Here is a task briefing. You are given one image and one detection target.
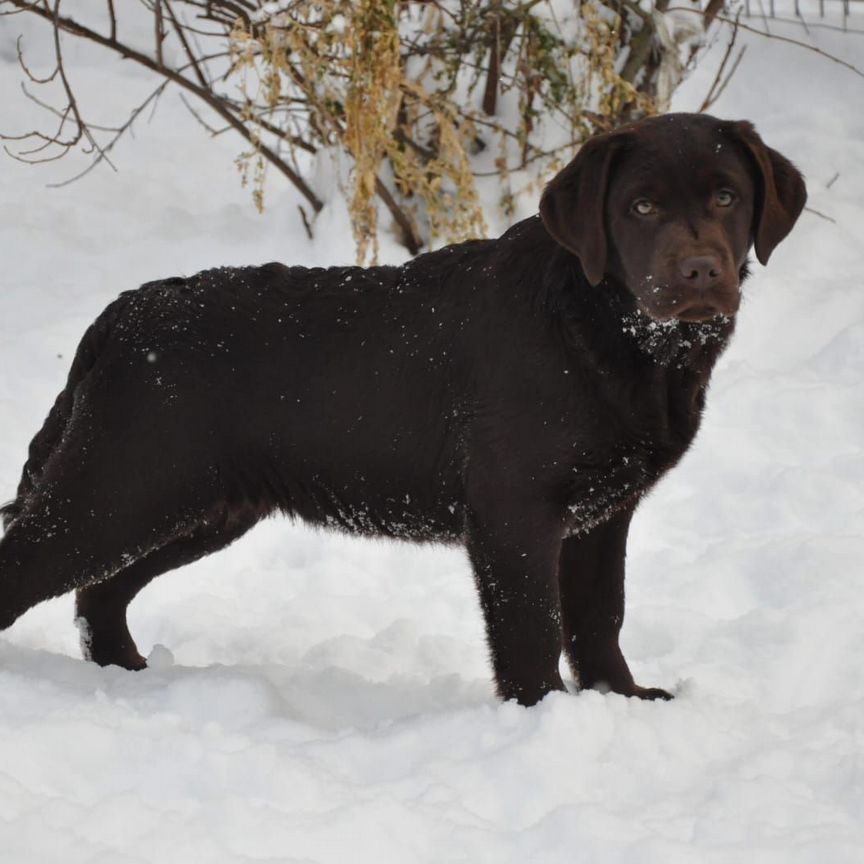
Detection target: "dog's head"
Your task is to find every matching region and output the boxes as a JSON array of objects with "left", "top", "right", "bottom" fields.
[{"left": 540, "top": 113, "right": 807, "bottom": 322}]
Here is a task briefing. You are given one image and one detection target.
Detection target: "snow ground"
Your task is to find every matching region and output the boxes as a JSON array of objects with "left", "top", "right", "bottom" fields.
[{"left": 1, "top": 6, "right": 864, "bottom": 862}]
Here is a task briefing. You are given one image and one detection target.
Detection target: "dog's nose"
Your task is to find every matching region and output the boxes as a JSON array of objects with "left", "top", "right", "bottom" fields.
[
  {"left": 678, "top": 255, "right": 722, "bottom": 290},
  {"left": 672, "top": 254, "right": 738, "bottom": 320}
]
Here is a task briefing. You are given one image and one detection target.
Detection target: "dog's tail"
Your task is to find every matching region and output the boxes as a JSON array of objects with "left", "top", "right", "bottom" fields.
[{"left": 1, "top": 291, "right": 134, "bottom": 532}]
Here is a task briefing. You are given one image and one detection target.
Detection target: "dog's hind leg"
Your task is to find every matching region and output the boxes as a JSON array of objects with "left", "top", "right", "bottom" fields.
[
  {"left": 74, "top": 506, "right": 259, "bottom": 670},
  {"left": 0, "top": 470, "right": 211, "bottom": 636},
  {"left": 0, "top": 378, "right": 243, "bottom": 640}
]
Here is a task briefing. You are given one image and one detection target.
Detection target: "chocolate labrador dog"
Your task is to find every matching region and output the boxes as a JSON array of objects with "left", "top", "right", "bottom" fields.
[{"left": 0, "top": 113, "right": 805, "bottom": 705}]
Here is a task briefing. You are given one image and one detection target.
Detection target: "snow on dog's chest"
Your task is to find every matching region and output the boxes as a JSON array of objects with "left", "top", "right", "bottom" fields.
[{"left": 563, "top": 453, "right": 655, "bottom": 537}]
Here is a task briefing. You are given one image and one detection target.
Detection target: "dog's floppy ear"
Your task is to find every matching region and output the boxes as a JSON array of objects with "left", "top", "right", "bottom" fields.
[
  {"left": 733, "top": 121, "right": 807, "bottom": 265},
  {"left": 539, "top": 129, "right": 628, "bottom": 286}
]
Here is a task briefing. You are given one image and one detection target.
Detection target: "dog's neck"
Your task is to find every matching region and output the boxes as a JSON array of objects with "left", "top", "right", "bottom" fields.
[{"left": 615, "top": 305, "right": 733, "bottom": 367}]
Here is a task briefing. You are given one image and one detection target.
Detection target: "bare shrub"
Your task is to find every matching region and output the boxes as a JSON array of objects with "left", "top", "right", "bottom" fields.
[{"left": 1, "top": 1, "right": 729, "bottom": 260}]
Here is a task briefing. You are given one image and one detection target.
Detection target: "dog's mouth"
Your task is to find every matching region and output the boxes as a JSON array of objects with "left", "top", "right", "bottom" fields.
[
  {"left": 674, "top": 305, "right": 732, "bottom": 323},
  {"left": 635, "top": 285, "right": 740, "bottom": 324},
  {"left": 637, "top": 301, "right": 735, "bottom": 325}
]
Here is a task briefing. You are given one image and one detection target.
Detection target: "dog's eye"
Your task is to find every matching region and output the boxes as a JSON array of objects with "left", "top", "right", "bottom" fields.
[
  {"left": 632, "top": 199, "right": 656, "bottom": 216},
  {"left": 715, "top": 189, "right": 735, "bottom": 207}
]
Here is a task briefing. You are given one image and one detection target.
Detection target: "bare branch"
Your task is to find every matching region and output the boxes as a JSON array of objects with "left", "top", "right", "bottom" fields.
[
  {"left": 374, "top": 177, "right": 421, "bottom": 256},
  {"left": 2, "top": 0, "right": 324, "bottom": 211},
  {"left": 106, "top": 0, "right": 116, "bottom": 41},
  {"left": 178, "top": 92, "right": 229, "bottom": 136},
  {"left": 48, "top": 81, "right": 169, "bottom": 188},
  {"left": 15, "top": 34, "right": 58, "bottom": 84},
  {"left": 154, "top": 0, "right": 165, "bottom": 67},
  {"left": 16, "top": 79, "right": 127, "bottom": 133},
  {"left": 2, "top": 1, "right": 114, "bottom": 172},
  {"left": 163, "top": 1, "right": 209, "bottom": 89},
  {"left": 298, "top": 204, "right": 313, "bottom": 241},
  {"left": 703, "top": 0, "right": 725, "bottom": 31},
  {"left": 668, "top": 6, "right": 864, "bottom": 80},
  {"left": 700, "top": 12, "right": 745, "bottom": 112},
  {"left": 804, "top": 206, "right": 836, "bottom": 224},
  {"left": 482, "top": 2, "right": 519, "bottom": 116},
  {"left": 7, "top": 0, "right": 812, "bottom": 260}
]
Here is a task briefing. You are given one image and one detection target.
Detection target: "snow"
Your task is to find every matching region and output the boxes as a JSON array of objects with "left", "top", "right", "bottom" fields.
[{"left": 2, "top": 5, "right": 864, "bottom": 862}]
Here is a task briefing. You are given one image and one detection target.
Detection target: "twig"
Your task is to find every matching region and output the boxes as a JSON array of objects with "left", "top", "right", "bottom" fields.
[
  {"left": 761, "top": 16, "right": 864, "bottom": 36},
  {"left": 16, "top": 80, "right": 127, "bottom": 133},
  {"left": 48, "top": 82, "right": 169, "bottom": 188},
  {"left": 794, "top": 4, "right": 812, "bottom": 39},
  {"left": 14, "top": 34, "right": 57, "bottom": 85},
  {"left": 471, "top": 137, "right": 582, "bottom": 177},
  {"left": 374, "top": 177, "right": 421, "bottom": 256},
  {"left": 163, "top": 1, "right": 209, "bottom": 89},
  {"left": 3, "top": 0, "right": 324, "bottom": 212},
  {"left": 699, "top": 10, "right": 744, "bottom": 111},
  {"left": 756, "top": 0, "right": 772, "bottom": 34},
  {"left": 703, "top": 0, "right": 725, "bottom": 30},
  {"left": 2, "top": 1, "right": 113, "bottom": 172},
  {"left": 106, "top": 0, "right": 116, "bottom": 41},
  {"left": 179, "top": 92, "right": 229, "bottom": 136},
  {"left": 298, "top": 204, "right": 313, "bottom": 240},
  {"left": 668, "top": 7, "right": 864, "bottom": 80},
  {"left": 699, "top": 10, "right": 746, "bottom": 113},
  {"left": 705, "top": 46, "right": 746, "bottom": 110},
  {"left": 804, "top": 205, "right": 835, "bottom": 224},
  {"left": 155, "top": 0, "right": 164, "bottom": 67},
  {"left": 482, "top": 2, "right": 519, "bottom": 116}
]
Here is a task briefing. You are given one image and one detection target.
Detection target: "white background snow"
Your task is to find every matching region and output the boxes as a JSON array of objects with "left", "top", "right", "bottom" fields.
[{"left": 1, "top": 4, "right": 863, "bottom": 862}]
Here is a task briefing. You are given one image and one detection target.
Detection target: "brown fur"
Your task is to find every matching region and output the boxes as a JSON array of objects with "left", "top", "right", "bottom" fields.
[{"left": 0, "top": 114, "right": 806, "bottom": 705}]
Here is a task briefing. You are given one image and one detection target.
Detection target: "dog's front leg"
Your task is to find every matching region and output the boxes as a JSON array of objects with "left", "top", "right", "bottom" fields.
[
  {"left": 558, "top": 507, "right": 672, "bottom": 700},
  {"left": 466, "top": 498, "right": 566, "bottom": 706}
]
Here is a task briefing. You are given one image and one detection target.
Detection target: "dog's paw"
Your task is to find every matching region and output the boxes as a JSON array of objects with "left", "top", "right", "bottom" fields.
[{"left": 631, "top": 685, "right": 674, "bottom": 701}]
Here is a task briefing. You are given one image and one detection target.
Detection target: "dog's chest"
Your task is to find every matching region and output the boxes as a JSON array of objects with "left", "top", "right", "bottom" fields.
[
  {"left": 557, "top": 350, "right": 712, "bottom": 537},
  {"left": 559, "top": 390, "right": 702, "bottom": 536},
  {"left": 562, "top": 449, "right": 657, "bottom": 536}
]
